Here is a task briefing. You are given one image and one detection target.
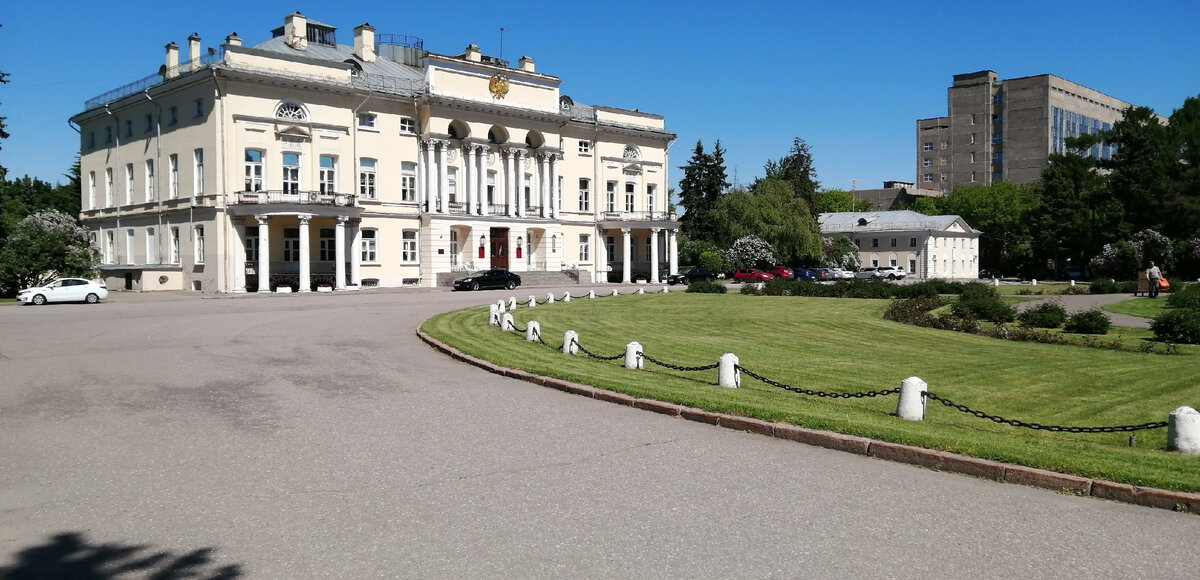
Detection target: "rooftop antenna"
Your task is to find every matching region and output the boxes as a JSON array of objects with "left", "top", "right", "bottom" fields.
[
  {"left": 499, "top": 27, "right": 505, "bottom": 60},
  {"left": 850, "top": 178, "right": 858, "bottom": 191}
]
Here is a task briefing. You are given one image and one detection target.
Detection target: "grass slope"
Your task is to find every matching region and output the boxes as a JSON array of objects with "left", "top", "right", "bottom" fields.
[{"left": 422, "top": 293, "right": 1200, "bottom": 491}]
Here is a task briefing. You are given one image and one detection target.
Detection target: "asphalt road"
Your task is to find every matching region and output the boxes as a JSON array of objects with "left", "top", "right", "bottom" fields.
[{"left": 1, "top": 288, "right": 1196, "bottom": 578}]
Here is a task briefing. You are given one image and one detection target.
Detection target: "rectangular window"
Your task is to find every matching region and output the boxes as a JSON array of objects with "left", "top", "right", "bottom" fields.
[
  {"left": 579, "top": 234, "right": 591, "bottom": 263},
  {"left": 646, "top": 184, "right": 656, "bottom": 213},
  {"left": 909, "top": 258, "right": 917, "bottom": 273},
  {"left": 319, "top": 155, "right": 336, "bottom": 194},
  {"left": 88, "top": 171, "right": 96, "bottom": 208},
  {"left": 992, "top": 113, "right": 1003, "bottom": 123},
  {"left": 282, "top": 153, "right": 300, "bottom": 194},
  {"left": 922, "top": 173, "right": 933, "bottom": 182},
  {"left": 890, "top": 256, "right": 898, "bottom": 267},
  {"left": 244, "top": 150, "right": 264, "bottom": 191},
  {"left": 970, "top": 151, "right": 977, "bottom": 164},
  {"left": 448, "top": 168, "right": 458, "bottom": 204},
  {"left": 193, "top": 149, "right": 204, "bottom": 195},
  {"left": 970, "top": 113, "right": 977, "bottom": 125},
  {"left": 168, "top": 106, "right": 178, "bottom": 126},
  {"left": 940, "top": 140, "right": 949, "bottom": 150},
  {"left": 993, "top": 172, "right": 1003, "bottom": 181},
  {"left": 282, "top": 228, "right": 299, "bottom": 262},
  {"left": 940, "top": 157, "right": 948, "bottom": 166},
  {"left": 624, "top": 182, "right": 635, "bottom": 213},
  {"left": 578, "top": 140, "right": 591, "bottom": 155},
  {"left": 144, "top": 114, "right": 154, "bottom": 133},
  {"left": 170, "top": 227, "right": 180, "bottom": 264},
  {"left": 124, "top": 120, "right": 132, "bottom": 139},
  {"left": 193, "top": 225, "right": 205, "bottom": 264},
  {"left": 993, "top": 93, "right": 1003, "bottom": 105},
  {"left": 399, "top": 118, "right": 416, "bottom": 134},
  {"left": 578, "top": 178, "right": 591, "bottom": 212},
  {"left": 358, "top": 113, "right": 377, "bottom": 128},
  {"left": 146, "top": 227, "right": 157, "bottom": 263},
  {"left": 923, "top": 158, "right": 933, "bottom": 167},
  {"left": 245, "top": 229, "right": 259, "bottom": 263},
  {"left": 319, "top": 228, "right": 336, "bottom": 261},
  {"left": 105, "top": 168, "right": 114, "bottom": 207},
  {"left": 105, "top": 231, "right": 115, "bottom": 264},
  {"left": 105, "top": 126, "right": 113, "bottom": 144},
  {"left": 970, "top": 171, "right": 977, "bottom": 183},
  {"left": 871, "top": 238, "right": 879, "bottom": 248},
  {"left": 557, "top": 175, "right": 563, "bottom": 213},
  {"left": 361, "top": 229, "right": 377, "bottom": 262},
  {"left": 909, "top": 237, "right": 917, "bottom": 248},
  {"left": 606, "top": 236, "right": 616, "bottom": 263},
  {"left": 992, "top": 153, "right": 1003, "bottom": 164},
  {"left": 402, "top": 230, "right": 418, "bottom": 263},
  {"left": 169, "top": 154, "right": 179, "bottom": 199},
  {"left": 359, "top": 158, "right": 377, "bottom": 199},
  {"left": 940, "top": 173, "right": 948, "bottom": 182},
  {"left": 126, "top": 229, "right": 135, "bottom": 263},
  {"left": 145, "top": 160, "right": 155, "bottom": 201},
  {"left": 992, "top": 133, "right": 1003, "bottom": 144},
  {"left": 645, "top": 238, "right": 652, "bottom": 262},
  {"left": 922, "top": 142, "right": 933, "bottom": 151},
  {"left": 88, "top": 132, "right": 96, "bottom": 149},
  {"left": 855, "top": 238, "right": 861, "bottom": 249},
  {"left": 193, "top": 98, "right": 204, "bottom": 118},
  {"left": 401, "top": 162, "right": 417, "bottom": 202},
  {"left": 890, "top": 238, "right": 897, "bottom": 248},
  {"left": 606, "top": 182, "right": 616, "bottom": 212},
  {"left": 125, "top": 163, "right": 134, "bottom": 205}
]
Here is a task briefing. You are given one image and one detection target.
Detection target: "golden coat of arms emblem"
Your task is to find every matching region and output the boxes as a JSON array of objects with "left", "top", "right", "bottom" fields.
[{"left": 488, "top": 74, "right": 510, "bottom": 99}]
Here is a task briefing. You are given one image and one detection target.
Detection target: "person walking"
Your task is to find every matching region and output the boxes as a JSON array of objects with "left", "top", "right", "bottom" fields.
[{"left": 1147, "top": 261, "right": 1162, "bottom": 298}]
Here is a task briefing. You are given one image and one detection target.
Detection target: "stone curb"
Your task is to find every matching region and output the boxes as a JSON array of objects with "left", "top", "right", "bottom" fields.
[{"left": 416, "top": 329, "right": 1200, "bottom": 515}]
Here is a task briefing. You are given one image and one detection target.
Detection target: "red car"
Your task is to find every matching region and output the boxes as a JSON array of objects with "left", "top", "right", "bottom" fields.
[
  {"left": 733, "top": 268, "right": 773, "bottom": 283},
  {"left": 765, "top": 266, "right": 794, "bottom": 280}
]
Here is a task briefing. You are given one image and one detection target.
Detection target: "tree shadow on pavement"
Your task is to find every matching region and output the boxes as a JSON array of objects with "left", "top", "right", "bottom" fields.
[{"left": 0, "top": 531, "right": 242, "bottom": 579}]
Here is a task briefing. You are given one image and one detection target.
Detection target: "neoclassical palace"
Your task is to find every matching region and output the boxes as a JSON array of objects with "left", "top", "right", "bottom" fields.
[{"left": 72, "top": 12, "right": 678, "bottom": 292}]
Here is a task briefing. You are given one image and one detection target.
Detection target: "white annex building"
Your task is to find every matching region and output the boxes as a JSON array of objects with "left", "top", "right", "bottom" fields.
[
  {"left": 819, "top": 211, "right": 981, "bottom": 279},
  {"left": 72, "top": 12, "right": 678, "bottom": 292}
]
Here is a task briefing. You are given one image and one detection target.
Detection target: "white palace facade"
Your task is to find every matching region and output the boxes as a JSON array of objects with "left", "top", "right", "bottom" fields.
[{"left": 72, "top": 12, "right": 678, "bottom": 293}]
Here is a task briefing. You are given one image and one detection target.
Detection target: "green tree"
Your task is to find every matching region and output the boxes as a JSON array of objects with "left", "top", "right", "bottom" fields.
[
  {"left": 1164, "top": 95, "right": 1200, "bottom": 242},
  {"left": 0, "top": 210, "right": 98, "bottom": 294},
  {"left": 937, "top": 182, "right": 1039, "bottom": 272},
  {"left": 710, "top": 178, "right": 824, "bottom": 265},
  {"left": 1098, "top": 106, "right": 1173, "bottom": 238},
  {"left": 907, "top": 196, "right": 942, "bottom": 216},
  {"left": 677, "top": 140, "right": 729, "bottom": 242},
  {"left": 813, "top": 189, "right": 871, "bottom": 213},
  {"left": 0, "top": 39, "right": 9, "bottom": 181},
  {"left": 761, "top": 137, "right": 820, "bottom": 211},
  {"left": 1034, "top": 150, "right": 1113, "bottom": 269}
]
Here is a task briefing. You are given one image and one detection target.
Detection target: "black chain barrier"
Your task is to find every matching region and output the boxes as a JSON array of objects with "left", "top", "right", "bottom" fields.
[
  {"left": 570, "top": 338, "right": 625, "bottom": 361},
  {"left": 639, "top": 353, "right": 720, "bottom": 372},
  {"left": 923, "top": 392, "right": 1168, "bottom": 433},
  {"left": 737, "top": 365, "right": 902, "bottom": 398},
  {"left": 511, "top": 322, "right": 528, "bottom": 333}
]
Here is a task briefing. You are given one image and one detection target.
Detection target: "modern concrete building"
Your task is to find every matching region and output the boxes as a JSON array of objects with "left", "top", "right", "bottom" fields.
[
  {"left": 72, "top": 12, "right": 677, "bottom": 293},
  {"left": 916, "top": 70, "right": 1151, "bottom": 192},
  {"left": 851, "top": 181, "right": 944, "bottom": 211},
  {"left": 819, "top": 210, "right": 980, "bottom": 279}
]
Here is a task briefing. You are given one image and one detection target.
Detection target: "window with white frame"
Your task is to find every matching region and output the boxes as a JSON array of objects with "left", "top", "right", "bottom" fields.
[
  {"left": 448, "top": 168, "right": 458, "bottom": 204},
  {"left": 359, "top": 158, "right": 377, "bottom": 199},
  {"left": 890, "top": 237, "right": 897, "bottom": 248},
  {"left": 647, "top": 184, "right": 656, "bottom": 213},
  {"left": 486, "top": 172, "right": 496, "bottom": 205},
  {"left": 319, "top": 155, "right": 336, "bottom": 194},
  {"left": 578, "top": 178, "right": 591, "bottom": 212},
  {"left": 625, "top": 182, "right": 635, "bottom": 212},
  {"left": 124, "top": 163, "right": 134, "bottom": 205},
  {"left": 940, "top": 141, "right": 949, "bottom": 150},
  {"left": 170, "top": 227, "right": 180, "bottom": 264},
  {"left": 282, "top": 153, "right": 300, "bottom": 194},
  {"left": 145, "top": 160, "right": 155, "bottom": 201},
  {"left": 105, "top": 168, "right": 114, "bottom": 207},
  {"left": 923, "top": 158, "right": 933, "bottom": 167},
  {"left": 449, "top": 230, "right": 459, "bottom": 267},
  {"left": 275, "top": 102, "right": 307, "bottom": 121},
  {"left": 922, "top": 173, "right": 933, "bottom": 182},
  {"left": 124, "top": 120, "right": 132, "bottom": 139},
  {"left": 88, "top": 171, "right": 97, "bottom": 209},
  {"left": 606, "top": 236, "right": 616, "bottom": 263},
  {"left": 168, "top": 106, "right": 178, "bottom": 126},
  {"left": 922, "top": 142, "right": 933, "bottom": 151},
  {"left": 245, "top": 228, "right": 259, "bottom": 263},
  {"left": 144, "top": 114, "right": 153, "bottom": 133},
  {"left": 126, "top": 229, "right": 135, "bottom": 263},
  {"left": 579, "top": 234, "right": 591, "bottom": 263},
  {"left": 193, "top": 98, "right": 204, "bottom": 118},
  {"left": 578, "top": 140, "right": 591, "bottom": 155},
  {"left": 244, "top": 150, "right": 264, "bottom": 191},
  {"left": 146, "top": 227, "right": 157, "bottom": 263},
  {"left": 402, "top": 230, "right": 418, "bottom": 263},
  {"left": 104, "top": 126, "right": 113, "bottom": 145},
  {"left": 193, "top": 149, "right": 204, "bottom": 195},
  {"left": 523, "top": 176, "right": 532, "bottom": 210},
  {"left": 169, "top": 154, "right": 179, "bottom": 199},
  {"left": 556, "top": 175, "right": 563, "bottom": 212},
  {"left": 645, "top": 238, "right": 652, "bottom": 262},
  {"left": 193, "top": 225, "right": 205, "bottom": 264},
  {"left": 401, "top": 162, "right": 417, "bottom": 202},
  {"left": 399, "top": 117, "right": 416, "bottom": 134},
  {"left": 358, "top": 113, "right": 377, "bottom": 128},
  {"left": 282, "top": 228, "right": 299, "bottom": 262},
  {"left": 319, "top": 228, "right": 336, "bottom": 261},
  {"left": 105, "top": 231, "right": 114, "bottom": 264},
  {"left": 606, "top": 182, "right": 616, "bottom": 212},
  {"left": 361, "top": 229, "right": 377, "bottom": 262}
]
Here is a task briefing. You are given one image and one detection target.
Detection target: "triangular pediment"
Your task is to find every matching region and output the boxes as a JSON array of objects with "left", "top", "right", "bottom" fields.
[{"left": 275, "top": 124, "right": 312, "bottom": 139}]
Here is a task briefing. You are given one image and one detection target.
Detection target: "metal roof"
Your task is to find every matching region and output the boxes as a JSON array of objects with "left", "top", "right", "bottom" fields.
[{"left": 818, "top": 210, "right": 979, "bottom": 234}]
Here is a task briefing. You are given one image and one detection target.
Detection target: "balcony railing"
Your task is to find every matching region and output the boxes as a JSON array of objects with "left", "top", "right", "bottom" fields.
[
  {"left": 601, "top": 211, "right": 678, "bottom": 222},
  {"left": 233, "top": 190, "right": 357, "bottom": 207},
  {"left": 85, "top": 49, "right": 225, "bottom": 110}
]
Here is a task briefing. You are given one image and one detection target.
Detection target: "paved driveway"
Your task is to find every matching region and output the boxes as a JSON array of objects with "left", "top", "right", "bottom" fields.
[
  {"left": 1, "top": 289, "right": 1196, "bottom": 578},
  {"left": 1014, "top": 292, "right": 1153, "bottom": 328}
]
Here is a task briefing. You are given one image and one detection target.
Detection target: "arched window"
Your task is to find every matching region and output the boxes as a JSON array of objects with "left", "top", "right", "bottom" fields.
[
  {"left": 622, "top": 145, "right": 640, "bottom": 161},
  {"left": 447, "top": 120, "right": 469, "bottom": 140},
  {"left": 275, "top": 101, "right": 308, "bottom": 121},
  {"left": 488, "top": 125, "right": 509, "bottom": 145},
  {"left": 525, "top": 130, "right": 544, "bottom": 149}
]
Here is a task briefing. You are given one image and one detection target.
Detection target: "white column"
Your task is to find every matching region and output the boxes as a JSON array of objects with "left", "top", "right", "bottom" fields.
[
  {"left": 668, "top": 229, "right": 678, "bottom": 275},
  {"left": 350, "top": 220, "right": 362, "bottom": 285},
  {"left": 539, "top": 154, "right": 549, "bottom": 218},
  {"left": 479, "top": 148, "right": 489, "bottom": 216},
  {"left": 500, "top": 150, "right": 512, "bottom": 217},
  {"left": 436, "top": 142, "right": 447, "bottom": 214},
  {"left": 650, "top": 227, "right": 660, "bottom": 283},
  {"left": 549, "top": 154, "right": 560, "bottom": 219},
  {"left": 298, "top": 215, "right": 312, "bottom": 292},
  {"left": 419, "top": 142, "right": 430, "bottom": 212},
  {"left": 335, "top": 216, "right": 347, "bottom": 290},
  {"left": 466, "top": 146, "right": 477, "bottom": 215},
  {"left": 232, "top": 222, "right": 247, "bottom": 293},
  {"left": 621, "top": 227, "right": 632, "bottom": 284},
  {"left": 515, "top": 151, "right": 526, "bottom": 217},
  {"left": 256, "top": 216, "right": 270, "bottom": 292}
]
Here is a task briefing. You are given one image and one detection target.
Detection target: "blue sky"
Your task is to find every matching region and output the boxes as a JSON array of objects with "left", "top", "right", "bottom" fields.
[{"left": 2, "top": 1, "right": 1198, "bottom": 194}]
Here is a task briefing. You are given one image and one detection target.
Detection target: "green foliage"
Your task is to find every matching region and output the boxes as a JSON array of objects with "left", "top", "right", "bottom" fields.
[
  {"left": 1063, "top": 309, "right": 1113, "bottom": 335},
  {"left": 908, "top": 196, "right": 941, "bottom": 215},
  {"left": 951, "top": 283, "right": 1016, "bottom": 322},
  {"left": 719, "top": 235, "right": 778, "bottom": 270},
  {"left": 1034, "top": 152, "right": 1113, "bottom": 272},
  {"left": 677, "top": 140, "right": 729, "bottom": 242},
  {"left": 823, "top": 236, "right": 860, "bottom": 270},
  {"left": 711, "top": 179, "right": 823, "bottom": 264},
  {"left": 1018, "top": 301, "right": 1068, "bottom": 328},
  {"left": 697, "top": 251, "right": 724, "bottom": 274},
  {"left": 761, "top": 137, "right": 820, "bottom": 211},
  {"left": 882, "top": 295, "right": 950, "bottom": 324},
  {"left": 813, "top": 189, "right": 871, "bottom": 213},
  {"left": 1151, "top": 309, "right": 1200, "bottom": 344},
  {"left": 1165, "top": 283, "right": 1200, "bottom": 309},
  {"left": 685, "top": 281, "right": 726, "bottom": 294},
  {"left": 0, "top": 210, "right": 98, "bottom": 294},
  {"left": 938, "top": 182, "right": 1038, "bottom": 274},
  {"left": 679, "top": 238, "right": 721, "bottom": 268},
  {"left": 1089, "top": 278, "right": 1138, "bottom": 294}
]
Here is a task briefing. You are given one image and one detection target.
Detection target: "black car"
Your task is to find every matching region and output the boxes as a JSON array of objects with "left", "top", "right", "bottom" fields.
[
  {"left": 453, "top": 269, "right": 521, "bottom": 291},
  {"left": 666, "top": 267, "right": 716, "bottom": 285}
]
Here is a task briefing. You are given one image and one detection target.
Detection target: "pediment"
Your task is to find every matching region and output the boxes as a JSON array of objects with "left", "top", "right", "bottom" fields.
[{"left": 275, "top": 124, "right": 312, "bottom": 139}]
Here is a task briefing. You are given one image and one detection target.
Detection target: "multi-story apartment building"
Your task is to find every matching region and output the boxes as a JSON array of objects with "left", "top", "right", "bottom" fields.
[
  {"left": 72, "top": 12, "right": 678, "bottom": 293},
  {"left": 915, "top": 70, "right": 1149, "bottom": 192}
]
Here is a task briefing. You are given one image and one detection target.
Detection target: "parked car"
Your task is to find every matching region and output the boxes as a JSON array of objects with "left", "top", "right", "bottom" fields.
[
  {"left": 765, "top": 266, "right": 794, "bottom": 280},
  {"left": 732, "top": 268, "right": 773, "bottom": 283},
  {"left": 978, "top": 269, "right": 997, "bottom": 279},
  {"left": 876, "top": 266, "right": 907, "bottom": 280},
  {"left": 18, "top": 278, "right": 108, "bottom": 305},
  {"left": 1062, "top": 266, "right": 1091, "bottom": 280},
  {"left": 452, "top": 269, "right": 521, "bottom": 291},
  {"left": 667, "top": 267, "right": 716, "bottom": 285},
  {"left": 792, "top": 268, "right": 817, "bottom": 281},
  {"left": 811, "top": 268, "right": 836, "bottom": 281},
  {"left": 829, "top": 267, "right": 854, "bottom": 280}
]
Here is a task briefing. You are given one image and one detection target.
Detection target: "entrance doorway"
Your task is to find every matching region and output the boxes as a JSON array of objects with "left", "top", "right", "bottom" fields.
[{"left": 490, "top": 227, "right": 509, "bottom": 270}]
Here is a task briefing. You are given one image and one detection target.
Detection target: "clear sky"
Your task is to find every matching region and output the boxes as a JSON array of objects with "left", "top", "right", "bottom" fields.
[{"left": 2, "top": 0, "right": 1198, "bottom": 194}]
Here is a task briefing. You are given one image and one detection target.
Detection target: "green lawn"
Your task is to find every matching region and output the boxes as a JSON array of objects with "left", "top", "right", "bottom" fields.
[
  {"left": 1104, "top": 297, "right": 1168, "bottom": 319},
  {"left": 422, "top": 293, "right": 1200, "bottom": 492}
]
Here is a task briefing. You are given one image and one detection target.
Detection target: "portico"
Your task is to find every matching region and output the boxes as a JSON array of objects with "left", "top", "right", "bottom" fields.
[{"left": 230, "top": 205, "right": 362, "bottom": 292}]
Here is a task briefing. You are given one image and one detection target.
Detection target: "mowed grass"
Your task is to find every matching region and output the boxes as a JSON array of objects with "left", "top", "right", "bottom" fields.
[
  {"left": 1104, "top": 297, "right": 1168, "bottom": 319},
  {"left": 422, "top": 293, "right": 1200, "bottom": 491}
]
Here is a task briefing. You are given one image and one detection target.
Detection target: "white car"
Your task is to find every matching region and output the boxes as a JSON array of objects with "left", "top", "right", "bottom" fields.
[
  {"left": 830, "top": 267, "right": 854, "bottom": 280},
  {"left": 18, "top": 278, "right": 109, "bottom": 305},
  {"left": 855, "top": 266, "right": 907, "bottom": 280}
]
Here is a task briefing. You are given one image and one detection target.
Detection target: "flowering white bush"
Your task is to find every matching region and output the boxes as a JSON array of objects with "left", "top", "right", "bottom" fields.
[
  {"left": 1088, "top": 229, "right": 1174, "bottom": 277},
  {"left": 719, "top": 235, "right": 779, "bottom": 270},
  {"left": 0, "top": 210, "right": 99, "bottom": 293}
]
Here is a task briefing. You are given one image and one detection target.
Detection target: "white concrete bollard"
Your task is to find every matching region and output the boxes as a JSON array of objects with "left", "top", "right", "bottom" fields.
[
  {"left": 636, "top": 288, "right": 645, "bottom": 295},
  {"left": 528, "top": 295, "right": 537, "bottom": 308},
  {"left": 1031, "top": 279, "right": 1038, "bottom": 286},
  {"left": 496, "top": 299, "right": 506, "bottom": 313},
  {"left": 718, "top": 353, "right": 740, "bottom": 388},
  {"left": 625, "top": 342, "right": 643, "bottom": 370},
  {"left": 525, "top": 321, "right": 541, "bottom": 342},
  {"left": 1070, "top": 279, "right": 1076, "bottom": 287},
  {"left": 508, "top": 297, "right": 518, "bottom": 310},
  {"left": 588, "top": 290, "right": 596, "bottom": 299},
  {"left": 662, "top": 286, "right": 670, "bottom": 293},
  {"left": 489, "top": 304, "right": 500, "bottom": 326},
  {"left": 896, "top": 377, "right": 928, "bottom": 421},
  {"left": 546, "top": 292, "right": 555, "bottom": 304},
  {"left": 993, "top": 278, "right": 1000, "bottom": 287},
  {"left": 562, "top": 292, "right": 571, "bottom": 303},
  {"left": 1167, "top": 406, "right": 1200, "bottom": 454},
  {"left": 611, "top": 289, "right": 620, "bottom": 297},
  {"left": 502, "top": 313, "right": 516, "bottom": 332},
  {"left": 563, "top": 330, "right": 579, "bottom": 355}
]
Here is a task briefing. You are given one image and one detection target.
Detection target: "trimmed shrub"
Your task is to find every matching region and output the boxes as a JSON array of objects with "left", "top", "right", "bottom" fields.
[
  {"left": 1089, "top": 279, "right": 1138, "bottom": 294},
  {"left": 697, "top": 251, "right": 725, "bottom": 275},
  {"left": 1018, "top": 301, "right": 1067, "bottom": 328},
  {"left": 951, "top": 284, "right": 1016, "bottom": 322},
  {"left": 1060, "top": 284, "right": 1090, "bottom": 295},
  {"left": 1151, "top": 309, "right": 1200, "bottom": 344},
  {"left": 1063, "top": 309, "right": 1112, "bottom": 335},
  {"left": 686, "top": 281, "right": 727, "bottom": 294},
  {"left": 893, "top": 280, "right": 967, "bottom": 298},
  {"left": 761, "top": 278, "right": 796, "bottom": 296},
  {"left": 1165, "top": 283, "right": 1200, "bottom": 309},
  {"left": 883, "top": 296, "right": 949, "bottom": 324},
  {"left": 917, "top": 313, "right": 981, "bottom": 333},
  {"left": 739, "top": 283, "right": 760, "bottom": 295}
]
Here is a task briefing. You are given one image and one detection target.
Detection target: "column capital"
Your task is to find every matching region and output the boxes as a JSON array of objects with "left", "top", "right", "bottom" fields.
[
  {"left": 298, "top": 215, "right": 312, "bottom": 225},
  {"left": 255, "top": 215, "right": 270, "bottom": 225},
  {"left": 337, "top": 215, "right": 348, "bottom": 224},
  {"left": 621, "top": 227, "right": 631, "bottom": 235},
  {"left": 650, "top": 227, "right": 661, "bottom": 233}
]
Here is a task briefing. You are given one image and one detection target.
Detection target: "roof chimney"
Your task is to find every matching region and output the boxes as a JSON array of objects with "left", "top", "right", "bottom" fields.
[
  {"left": 518, "top": 56, "right": 535, "bottom": 72},
  {"left": 354, "top": 23, "right": 376, "bottom": 62},
  {"left": 187, "top": 33, "right": 202, "bottom": 64},
  {"left": 284, "top": 11, "right": 308, "bottom": 51},
  {"left": 464, "top": 44, "right": 482, "bottom": 62},
  {"left": 225, "top": 32, "right": 242, "bottom": 47},
  {"left": 165, "top": 42, "right": 179, "bottom": 78}
]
